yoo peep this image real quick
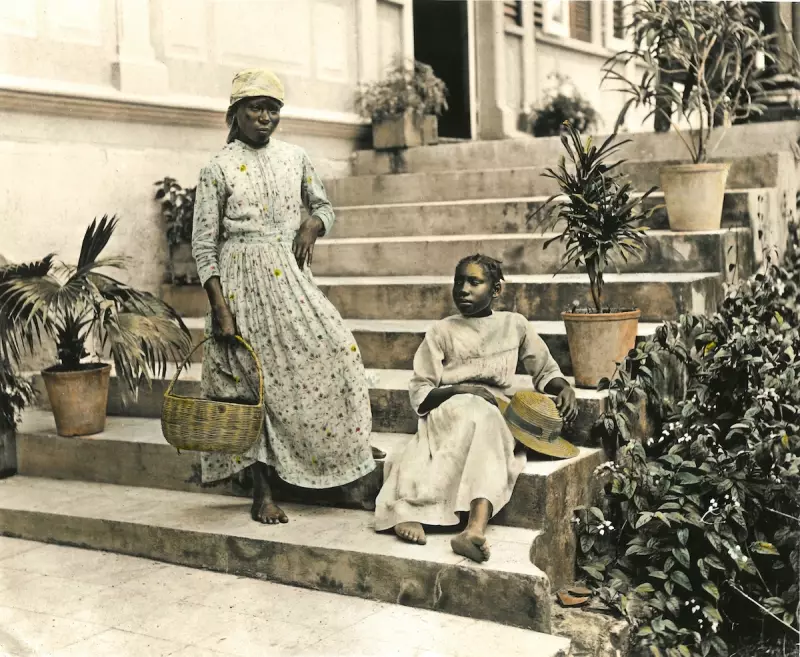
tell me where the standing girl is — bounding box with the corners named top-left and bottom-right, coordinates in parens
top-left (374, 254), bottom-right (579, 562)
top-left (192, 68), bottom-right (376, 524)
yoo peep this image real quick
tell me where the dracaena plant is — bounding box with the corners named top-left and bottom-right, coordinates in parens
top-left (0, 216), bottom-right (192, 399)
top-left (154, 177), bottom-right (196, 248)
top-left (355, 57), bottom-right (448, 123)
top-left (527, 122), bottom-right (658, 313)
top-left (603, 0), bottom-right (774, 164)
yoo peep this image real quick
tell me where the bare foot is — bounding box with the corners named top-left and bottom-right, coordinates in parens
top-left (251, 497), bottom-right (288, 524)
top-left (394, 522), bottom-right (427, 544)
top-left (451, 530), bottom-right (490, 562)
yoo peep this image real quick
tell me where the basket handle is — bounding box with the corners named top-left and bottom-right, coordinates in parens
top-left (165, 334), bottom-right (264, 406)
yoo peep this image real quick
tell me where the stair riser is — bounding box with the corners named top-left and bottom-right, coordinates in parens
top-left (164, 277), bottom-right (722, 323)
top-left (185, 324), bottom-right (653, 375)
top-left (317, 278), bottom-right (721, 322)
top-left (326, 156), bottom-right (781, 206)
top-left (349, 128), bottom-right (800, 175)
top-left (28, 375), bottom-right (605, 443)
top-left (329, 190), bottom-right (763, 238)
top-left (0, 508), bottom-right (552, 633)
top-left (314, 230), bottom-right (753, 277)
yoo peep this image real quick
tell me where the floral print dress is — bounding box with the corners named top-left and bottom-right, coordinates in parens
top-left (192, 138), bottom-right (375, 488)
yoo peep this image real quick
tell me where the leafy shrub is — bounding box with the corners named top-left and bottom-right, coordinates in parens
top-left (576, 242), bottom-right (800, 656)
top-left (355, 58), bottom-right (448, 123)
top-left (0, 362), bottom-right (32, 433)
top-left (527, 74), bottom-right (600, 138)
top-left (155, 177), bottom-right (196, 249)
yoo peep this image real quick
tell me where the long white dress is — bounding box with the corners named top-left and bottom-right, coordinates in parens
top-left (192, 138), bottom-right (375, 488)
top-left (374, 311), bottom-right (564, 530)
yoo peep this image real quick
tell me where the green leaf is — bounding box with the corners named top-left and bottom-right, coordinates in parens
top-left (705, 554), bottom-right (725, 570)
top-left (703, 605), bottom-right (723, 623)
top-left (670, 570), bottom-right (693, 591)
top-left (635, 583), bottom-right (655, 595)
top-left (702, 581), bottom-right (720, 601)
top-left (677, 528), bottom-right (689, 546)
top-left (672, 547), bottom-right (690, 569)
top-left (751, 541), bottom-right (779, 556)
top-left (589, 507), bottom-right (605, 522)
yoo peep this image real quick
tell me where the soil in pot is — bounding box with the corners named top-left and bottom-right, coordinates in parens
top-left (41, 362), bottom-right (111, 437)
top-left (562, 308), bottom-right (641, 389)
top-left (659, 162), bottom-right (730, 232)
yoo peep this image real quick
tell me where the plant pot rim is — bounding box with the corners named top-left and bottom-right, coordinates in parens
top-left (660, 162), bottom-right (731, 173)
top-left (41, 362), bottom-right (112, 376)
top-left (561, 309), bottom-right (641, 322)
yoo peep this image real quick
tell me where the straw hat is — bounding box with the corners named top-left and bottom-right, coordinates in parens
top-left (497, 391), bottom-right (579, 459)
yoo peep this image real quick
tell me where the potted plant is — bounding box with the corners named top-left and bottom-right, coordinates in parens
top-left (603, 0), bottom-right (773, 231)
top-left (527, 73), bottom-right (600, 138)
top-left (155, 177), bottom-right (198, 285)
top-left (0, 361), bottom-right (33, 477)
top-left (530, 123), bottom-right (658, 388)
top-left (355, 58), bottom-right (448, 150)
top-left (0, 216), bottom-right (192, 437)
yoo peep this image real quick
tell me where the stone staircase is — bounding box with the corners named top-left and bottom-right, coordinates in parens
top-left (4, 135), bottom-right (793, 654)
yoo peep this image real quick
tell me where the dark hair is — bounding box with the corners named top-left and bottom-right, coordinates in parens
top-left (225, 100), bottom-right (243, 144)
top-left (455, 254), bottom-right (505, 288)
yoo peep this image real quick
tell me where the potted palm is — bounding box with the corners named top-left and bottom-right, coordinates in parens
top-left (355, 58), bottom-right (448, 150)
top-left (530, 123), bottom-right (658, 388)
top-left (155, 177), bottom-right (198, 285)
top-left (603, 0), bottom-right (773, 231)
top-left (0, 216), bottom-right (192, 437)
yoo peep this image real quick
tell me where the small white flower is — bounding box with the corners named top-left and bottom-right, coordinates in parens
top-left (599, 529), bottom-right (605, 536)
top-left (711, 621), bottom-right (719, 633)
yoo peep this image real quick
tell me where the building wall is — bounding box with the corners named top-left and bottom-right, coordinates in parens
top-left (0, 0), bottom-right (414, 294)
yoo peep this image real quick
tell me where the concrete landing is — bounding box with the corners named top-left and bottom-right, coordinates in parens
top-left (0, 476), bottom-right (555, 634)
top-left (0, 536), bottom-right (572, 657)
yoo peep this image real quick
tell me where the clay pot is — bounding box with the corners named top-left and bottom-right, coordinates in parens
top-left (659, 162), bottom-right (730, 231)
top-left (562, 309), bottom-right (641, 389)
top-left (372, 111), bottom-right (438, 150)
top-left (41, 363), bottom-right (111, 437)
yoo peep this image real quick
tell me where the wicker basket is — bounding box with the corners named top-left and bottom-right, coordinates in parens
top-left (161, 335), bottom-right (264, 454)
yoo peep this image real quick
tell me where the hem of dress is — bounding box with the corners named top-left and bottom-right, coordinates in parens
top-left (273, 457), bottom-right (377, 490)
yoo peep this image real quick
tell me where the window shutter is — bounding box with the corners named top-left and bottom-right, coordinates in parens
top-left (534, 1), bottom-right (544, 29)
top-left (613, 1), bottom-right (626, 39)
top-left (569, 0), bottom-right (592, 42)
top-left (504, 1), bottom-right (522, 27)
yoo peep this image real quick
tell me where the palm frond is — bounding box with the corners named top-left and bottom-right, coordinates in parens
top-left (77, 215), bottom-right (118, 270)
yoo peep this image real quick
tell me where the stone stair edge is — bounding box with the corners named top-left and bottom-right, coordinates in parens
top-left (0, 475), bottom-right (557, 634)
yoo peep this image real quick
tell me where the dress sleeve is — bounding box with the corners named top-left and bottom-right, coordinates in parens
top-left (300, 150), bottom-right (335, 236)
top-left (409, 326), bottom-right (446, 416)
top-left (192, 161), bottom-right (226, 287)
top-left (519, 318), bottom-right (565, 393)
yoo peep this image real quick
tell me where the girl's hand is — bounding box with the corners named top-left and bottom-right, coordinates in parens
top-left (556, 386), bottom-right (578, 423)
top-left (456, 385), bottom-right (499, 407)
top-left (212, 303), bottom-right (237, 341)
top-left (294, 217), bottom-right (324, 269)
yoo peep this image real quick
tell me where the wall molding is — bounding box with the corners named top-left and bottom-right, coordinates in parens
top-left (0, 75), bottom-right (369, 141)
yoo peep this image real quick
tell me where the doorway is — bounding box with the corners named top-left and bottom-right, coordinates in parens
top-left (412, 0), bottom-right (472, 139)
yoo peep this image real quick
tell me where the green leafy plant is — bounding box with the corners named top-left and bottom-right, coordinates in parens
top-left (604, 0), bottom-right (774, 163)
top-left (527, 74), bottom-right (600, 137)
top-left (155, 177), bottom-right (196, 248)
top-left (0, 361), bottom-right (33, 433)
top-left (0, 216), bottom-right (192, 399)
top-left (576, 242), bottom-right (800, 656)
top-left (527, 123), bottom-right (658, 313)
top-left (354, 58), bottom-right (449, 123)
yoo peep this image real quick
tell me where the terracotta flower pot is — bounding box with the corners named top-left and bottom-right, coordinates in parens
top-left (562, 309), bottom-right (641, 389)
top-left (372, 111), bottom-right (438, 150)
top-left (659, 162), bottom-right (730, 232)
top-left (41, 363), bottom-right (111, 437)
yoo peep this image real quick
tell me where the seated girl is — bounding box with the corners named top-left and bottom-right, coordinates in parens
top-left (373, 254), bottom-right (579, 563)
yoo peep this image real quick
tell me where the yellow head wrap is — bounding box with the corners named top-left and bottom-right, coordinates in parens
top-left (229, 68), bottom-right (285, 108)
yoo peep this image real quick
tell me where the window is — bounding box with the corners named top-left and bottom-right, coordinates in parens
top-left (603, 0), bottom-right (629, 49)
top-left (540, 0), bottom-right (569, 38)
top-left (612, 1), bottom-right (625, 39)
top-left (569, 1), bottom-right (592, 43)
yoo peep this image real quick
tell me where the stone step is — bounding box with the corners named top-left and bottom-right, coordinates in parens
top-left (326, 154), bottom-right (783, 206)
top-left (182, 317), bottom-right (661, 375)
top-left (162, 272), bottom-right (722, 322)
top-left (328, 189), bottom-right (771, 238)
top-left (348, 125), bottom-right (799, 175)
top-left (0, 476), bottom-right (559, 635)
top-left (27, 368), bottom-right (607, 442)
top-left (15, 410), bottom-right (605, 587)
top-left (314, 228), bottom-right (753, 277)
